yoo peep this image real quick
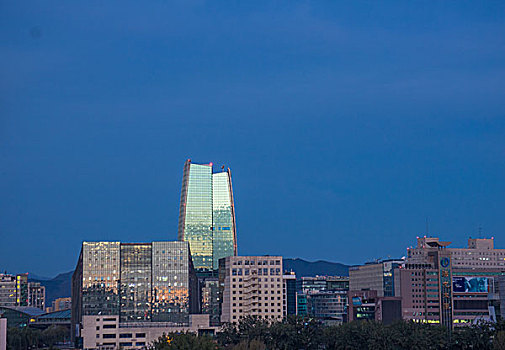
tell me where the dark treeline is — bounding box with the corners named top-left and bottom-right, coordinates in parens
top-left (149, 316), bottom-right (505, 350)
top-left (7, 325), bottom-right (69, 350)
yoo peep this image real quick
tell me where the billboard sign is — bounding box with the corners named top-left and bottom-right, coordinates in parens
top-left (453, 276), bottom-right (490, 293)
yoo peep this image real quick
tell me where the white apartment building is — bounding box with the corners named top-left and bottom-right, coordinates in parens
top-left (220, 256), bottom-right (284, 324)
top-left (407, 237), bottom-right (505, 268)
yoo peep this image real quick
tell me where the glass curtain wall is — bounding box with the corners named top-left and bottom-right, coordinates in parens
top-left (151, 242), bottom-right (190, 324)
top-left (120, 243), bottom-right (152, 322)
top-left (178, 162), bottom-right (213, 270)
top-left (178, 160), bottom-right (237, 271)
top-left (81, 242), bottom-right (120, 316)
top-left (212, 171), bottom-right (236, 270)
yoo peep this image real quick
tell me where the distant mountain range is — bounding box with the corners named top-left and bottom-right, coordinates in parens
top-left (30, 271), bottom-right (73, 305)
top-left (29, 258), bottom-right (349, 305)
top-left (283, 258), bottom-right (350, 277)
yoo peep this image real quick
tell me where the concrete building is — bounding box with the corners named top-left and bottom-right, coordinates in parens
top-left (296, 276), bottom-right (328, 294)
top-left (0, 274), bottom-right (16, 307)
top-left (197, 271), bottom-right (221, 326)
top-left (0, 273), bottom-right (40, 309)
top-left (408, 236), bottom-right (505, 269)
top-left (400, 236), bottom-right (505, 328)
top-left (307, 290), bottom-right (347, 324)
top-left (51, 297), bottom-right (72, 312)
top-left (28, 282), bottom-right (45, 310)
top-left (347, 290), bottom-right (378, 322)
top-left (219, 256), bottom-right (284, 323)
top-left (0, 318), bottom-right (6, 350)
top-left (349, 259), bottom-right (404, 297)
top-left (71, 241), bottom-right (198, 346)
top-left (81, 314), bottom-right (216, 350)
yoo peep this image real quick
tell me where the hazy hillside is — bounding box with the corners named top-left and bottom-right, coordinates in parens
top-left (283, 258), bottom-right (350, 277)
top-left (30, 271), bottom-right (72, 305)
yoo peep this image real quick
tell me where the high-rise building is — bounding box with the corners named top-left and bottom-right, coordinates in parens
top-left (178, 160), bottom-right (237, 270)
top-left (71, 241), bottom-right (198, 345)
top-left (219, 256), bottom-right (284, 323)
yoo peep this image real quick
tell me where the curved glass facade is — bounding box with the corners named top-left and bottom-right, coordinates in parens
top-left (178, 160), bottom-right (237, 270)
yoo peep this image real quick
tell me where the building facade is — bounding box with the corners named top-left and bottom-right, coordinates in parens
top-left (51, 297), bottom-right (72, 312)
top-left (283, 272), bottom-right (297, 316)
top-left (81, 314), bottom-right (216, 350)
top-left (27, 282), bottom-right (45, 310)
top-left (71, 241), bottom-right (198, 346)
top-left (0, 273), bottom-right (43, 310)
top-left (219, 256), bottom-right (284, 323)
top-left (401, 236), bottom-right (505, 327)
top-left (0, 275), bottom-right (16, 307)
top-left (408, 237), bottom-right (505, 269)
top-left (295, 276), bottom-right (349, 323)
top-left (177, 160), bottom-right (237, 270)
top-left (349, 259), bottom-right (403, 297)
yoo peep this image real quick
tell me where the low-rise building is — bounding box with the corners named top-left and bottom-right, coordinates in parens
top-left (0, 318), bottom-right (6, 350)
top-left (82, 314), bottom-right (216, 350)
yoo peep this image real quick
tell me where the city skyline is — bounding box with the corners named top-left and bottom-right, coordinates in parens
top-left (1, 1), bottom-right (505, 277)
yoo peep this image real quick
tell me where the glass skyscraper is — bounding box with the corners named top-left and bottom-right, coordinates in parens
top-left (178, 159), bottom-right (237, 270)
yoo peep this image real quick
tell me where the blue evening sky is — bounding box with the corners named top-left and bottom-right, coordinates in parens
top-left (1, 1), bottom-right (504, 276)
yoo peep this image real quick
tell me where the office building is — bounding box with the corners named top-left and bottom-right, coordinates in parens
top-left (349, 259), bottom-right (404, 297)
top-left (307, 290), bottom-right (347, 324)
top-left (27, 282), bottom-right (45, 310)
top-left (15, 274), bottom-right (28, 306)
top-left (408, 236), bottom-right (505, 268)
top-left (178, 159), bottom-right (237, 270)
top-left (296, 293), bottom-right (308, 316)
top-left (0, 318), bottom-right (6, 350)
top-left (295, 276), bottom-right (349, 323)
top-left (51, 297), bottom-right (72, 312)
top-left (80, 314), bottom-right (216, 350)
top-left (71, 241), bottom-right (198, 346)
top-left (0, 274), bottom-right (16, 307)
top-left (0, 273), bottom-right (39, 309)
top-left (198, 271), bottom-right (221, 326)
top-left (401, 236), bottom-right (505, 328)
top-left (219, 256), bottom-right (284, 323)
top-left (283, 272), bottom-right (297, 316)
top-left (296, 276), bottom-right (328, 294)
top-left (347, 290), bottom-right (378, 322)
